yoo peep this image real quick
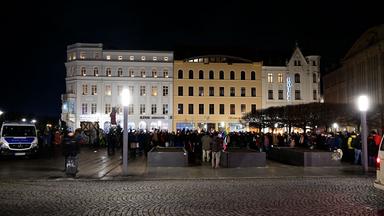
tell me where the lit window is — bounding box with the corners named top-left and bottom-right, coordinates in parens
top-left (141, 56), bottom-right (146, 61)
top-left (81, 67), bottom-right (86, 76)
top-left (129, 56), bottom-right (134, 61)
top-left (152, 86), bottom-right (158, 96)
top-left (268, 73), bottom-right (273, 83)
top-left (118, 68), bottom-right (123, 77)
top-left (278, 73), bottom-right (283, 83)
top-left (153, 56), bottom-right (157, 61)
top-left (72, 53), bottom-right (76, 60)
top-left (105, 104), bottom-right (111, 114)
top-left (152, 69), bottom-right (157, 78)
top-left (91, 85), bottom-right (97, 95)
top-left (163, 69), bottom-right (169, 78)
top-left (118, 56), bottom-right (123, 60)
top-left (80, 52), bottom-right (86, 59)
top-left (106, 55), bottom-right (111, 60)
top-left (164, 57), bottom-right (168, 61)
top-left (106, 68), bottom-right (112, 77)
top-left (141, 69), bottom-right (146, 77)
top-left (129, 69), bottom-right (134, 77)
top-left (105, 85), bottom-right (112, 96)
top-left (94, 67), bottom-right (99, 76)
top-left (140, 86), bottom-right (146, 96)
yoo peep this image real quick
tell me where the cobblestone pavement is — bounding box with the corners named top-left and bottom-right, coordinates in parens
top-left (0, 177), bottom-right (383, 216)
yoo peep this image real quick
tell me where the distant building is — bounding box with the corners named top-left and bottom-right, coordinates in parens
top-left (61, 43), bottom-right (173, 131)
top-left (262, 46), bottom-right (321, 108)
top-left (173, 56), bottom-right (262, 132)
top-left (323, 24), bottom-right (384, 105)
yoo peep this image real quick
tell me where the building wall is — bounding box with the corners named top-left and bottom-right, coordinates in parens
top-left (323, 25), bottom-right (384, 106)
top-left (262, 47), bottom-right (321, 108)
top-left (173, 59), bottom-right (262, 132)
top-left (61, 43), bottom-right (174, 132)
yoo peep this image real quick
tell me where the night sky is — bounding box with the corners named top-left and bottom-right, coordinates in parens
top-left (1, 1), bottom-right (382, 119)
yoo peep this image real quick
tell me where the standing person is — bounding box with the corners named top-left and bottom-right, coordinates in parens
top-left (211, 133), bottom-right (223, 169)
top-left (201, 132), bottom-right (212, 163)
top-left (62, 130), bottom-right (80, 172)
top-left (353, 134), bottom-right (362, 165)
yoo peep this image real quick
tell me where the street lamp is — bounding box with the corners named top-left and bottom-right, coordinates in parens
top-left (22, 118), bottom-right (26, 122)
top-left (31, 119), bottom-right (37, 124)
top-left (0, 110), bottom-right (3, 116)
top-left (121, 88), bottom-right (131, 175)
top-left (332, 123), bottom-right (338, 132)
top-left (357, 95), bottom-right (369, 172)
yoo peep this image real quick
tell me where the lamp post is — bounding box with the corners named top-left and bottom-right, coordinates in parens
top-left (121, 89), bottom-right (131, 175)
top-left (357, 95), bottom-right (369, 172)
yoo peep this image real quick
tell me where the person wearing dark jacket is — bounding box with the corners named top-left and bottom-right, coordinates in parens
top-left (211, 133), bottom-right (223, 169)
top-left (62, 130), bottom-right (81, 171)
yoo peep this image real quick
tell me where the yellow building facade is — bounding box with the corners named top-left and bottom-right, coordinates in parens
top-left (173, 56), bottom-right (262, 132)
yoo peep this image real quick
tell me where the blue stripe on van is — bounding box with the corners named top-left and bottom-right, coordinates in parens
top-left (4, 138), bottom-right (35, 144)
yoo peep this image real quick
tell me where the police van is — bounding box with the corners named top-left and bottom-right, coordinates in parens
top-left (0, 122), bottom-right (39, 156)
top-left (375, 137), bottom-right (384, 190)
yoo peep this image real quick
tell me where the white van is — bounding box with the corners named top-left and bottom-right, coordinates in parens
top-left (375, 137), bottom-right (384, 190)
top-left (0, 122), bottom-right (39, 156)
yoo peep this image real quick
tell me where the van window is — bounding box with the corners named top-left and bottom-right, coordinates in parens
top-left (1, 126), bottom-right (36, 137)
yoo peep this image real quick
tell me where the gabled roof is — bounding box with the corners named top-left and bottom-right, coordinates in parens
top-left (287, 46), bottom-right (308, 66)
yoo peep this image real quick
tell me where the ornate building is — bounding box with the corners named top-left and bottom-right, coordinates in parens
top-left (61, 43), bottom-right (173, 131)
top-left (262, 46), bottom-right (321, 108)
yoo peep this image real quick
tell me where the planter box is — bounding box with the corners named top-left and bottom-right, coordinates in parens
top-left (220, 149), bottom-right (266, 168)
top-left (268, 147), bottom-right (341, 167)
top-left (147, 147), bottom-right (188, 167)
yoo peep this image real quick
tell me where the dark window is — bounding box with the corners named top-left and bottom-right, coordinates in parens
top-left (209, 70), bottom-right (214, 79)
top-left (241, 87), bottom-right (246, 97)
top-left (209, 87), bottom-right (214, 96)
top-left (313, 73), bottom-right (317, 83)
top-left (189, 87), bottom-right (193, 96)
top-left (278, 90), bottom-right (283, 100)
top-left (199, 70), bottom-right (204, 79)
top-left (295, 90), bottom-right (301, 100)
top-left (188, 104), bottom-right (194, 114)
top-left (230, 104), bottom-right (235, 115)
top-left (251, 71), bottom-right (256, 80)
top-left (230, 87), bottom-right (235, 97)
top-left (178, 104), bottom-right (183, 114)
top-left (199, 87), bottom-right (204, 96)
top-left (178, 70), bottom-right (183, 79)
top-left (312, 61), bottom-right (316, 66)
top-left (178, 86), bottom-right (183, 96)
top-left (241, 71), bottom-right (245, 80)
top-left (295, 73), bottom-right (300, 83)
top-left (220, 87), bottom-right (224, 96)
top-left (199, 104), bottom-right (204, 114)
top-left (189, 70), bottom-right (193, 79)
top-left (230, 71), bottom-right (235, 80)
top-left (219, 70), bottom-right (224, 80)
top-left (251, 88), bottom-right (256, 97)
top-left (251, 104), bottom-right (256, 114)
top-left (209, 104), bottom-right (214, 114)
top-left (268, 90), bottom-right (273, 99)
top-left (241, 104), bottom-right (246, 113)
top-left (313, 90), bottom-right (317, 100)
top-left (220, 104), bottom-right (224, 114)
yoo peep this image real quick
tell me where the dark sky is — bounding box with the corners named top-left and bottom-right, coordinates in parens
top-left (1, 1), bottom-right (382, 118)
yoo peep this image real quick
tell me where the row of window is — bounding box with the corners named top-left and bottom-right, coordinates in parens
top-left (293, 60), bottom-right (317, 66)
top-left (177, 86), bottom-right (257, 97)
top-left (75, 67), bottom-right (170, 78)
top-left (177, 104), bottom-right (257, 115)
top-left (69, 52), bottom-right (169, 62)
top-left (267, 90), bottom-right (317, 100)
top-left (267, 73), bottom-right (317, 83)
top-left (81, 103), bottom-right (169, 115)
top-left (177, 70), bottom-right (257, 80)
top-left (82, 85), bottom-right (169, 97)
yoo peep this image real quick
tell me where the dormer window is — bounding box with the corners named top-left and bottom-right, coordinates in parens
top-left (164, 57), bottom-right (169, 61)
top-left (129, 56), bottom-right (134, 61)
top-left (153, 56), bottom-right (157, 61)
top-left (80, 52), bottom-right (86, 59)
top-left (294, 60), bottom-right (301, 66)
top-left (118, 56), bottom-right (123, 60)
top-left (141, 56), bottom-right (146, 61)
top-left (106, 55), bottom-right (111, 60)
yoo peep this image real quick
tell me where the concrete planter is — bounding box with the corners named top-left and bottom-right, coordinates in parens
top-left (220, 149), bottom-right (266, 168)
top-left (147, 147), bottom-right (188, 167)
top-left (268, 147), bottom-right (341, 167)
